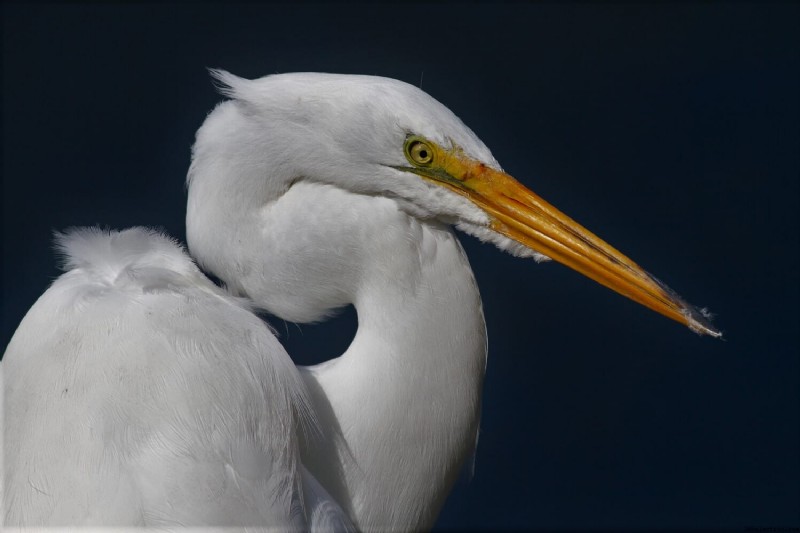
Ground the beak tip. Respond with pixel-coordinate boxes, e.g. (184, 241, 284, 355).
(683, 306, 723, 339)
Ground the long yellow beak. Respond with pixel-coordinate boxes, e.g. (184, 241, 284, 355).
(405, 141, 721, 337)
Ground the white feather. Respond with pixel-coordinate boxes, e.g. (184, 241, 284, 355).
(3, 228, 326, 528)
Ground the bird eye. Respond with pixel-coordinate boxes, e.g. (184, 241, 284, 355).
(405, 138, 435, 166)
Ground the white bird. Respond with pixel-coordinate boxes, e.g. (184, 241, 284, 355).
(2, 71, 721, 531)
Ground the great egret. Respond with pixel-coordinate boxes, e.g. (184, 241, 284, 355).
(2, 71, 720, 530)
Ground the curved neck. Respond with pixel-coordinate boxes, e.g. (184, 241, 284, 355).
(300, 221, 487, 532)
(189, 158, 488, 530)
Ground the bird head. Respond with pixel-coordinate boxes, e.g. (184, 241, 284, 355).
(188, 70, 720, 337)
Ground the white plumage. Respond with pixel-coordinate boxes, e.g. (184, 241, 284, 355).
(2, 71, 719, 531)
(4, 228, 333, 528)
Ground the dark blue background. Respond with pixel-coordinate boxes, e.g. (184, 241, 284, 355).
(3, 3, 798, 531)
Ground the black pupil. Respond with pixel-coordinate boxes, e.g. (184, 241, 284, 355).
(418, 150, 428, 159)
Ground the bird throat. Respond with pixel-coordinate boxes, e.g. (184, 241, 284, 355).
(298, 219, 487, 531)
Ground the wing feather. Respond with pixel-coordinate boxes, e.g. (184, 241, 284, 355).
(2, 228, 319, 528)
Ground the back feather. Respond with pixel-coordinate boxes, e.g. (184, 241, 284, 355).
(3, 227, 334, 528)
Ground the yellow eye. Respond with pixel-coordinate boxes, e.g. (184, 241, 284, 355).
(405, 138, 435, 166)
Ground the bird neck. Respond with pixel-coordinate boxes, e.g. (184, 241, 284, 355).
(299, 216, 487, 532)
(188, 164, 488, 530)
